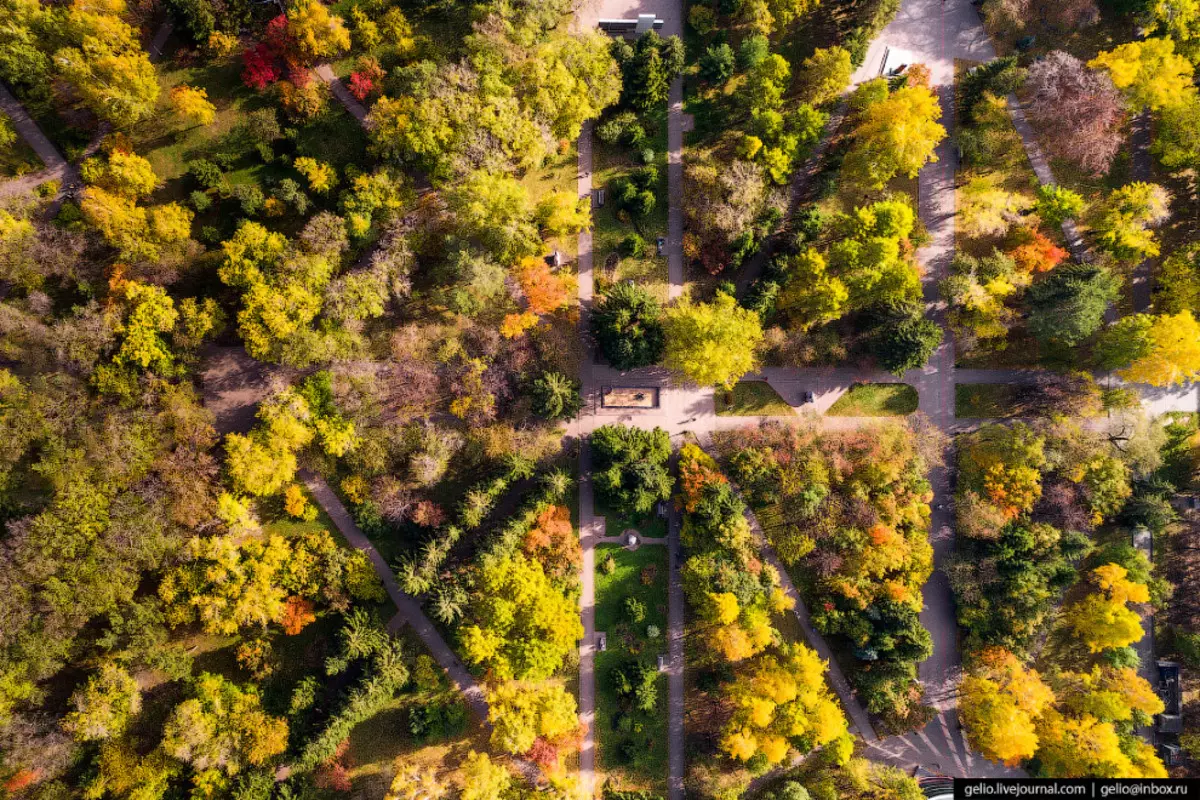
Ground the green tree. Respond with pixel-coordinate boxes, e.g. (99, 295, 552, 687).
(0, 112, 14, 151)
(742, 53, 792, 114)
(870, 312, 942, 374)
(591, 424, 673, 516)
(616, 32, 684, 111)
(1036, 184, 1086, 227)
(1026, 264, 1119, 346)
(530, 372, 584, 421)
(662, 292, 763, 389)
(699, 43, 736, 83)
(592, 282, 665, 370)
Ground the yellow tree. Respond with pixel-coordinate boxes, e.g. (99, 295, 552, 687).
(293, 157, 336, 194)
(80, 149, 157, 197)
(386, 760, 447, 800)
(1036, 708, 1165, 778)
(287, 0, 351, 63)
(1062, 563, 1150, 653)
(160, 673, 289, 779)
(1089, 38, 1196, 111)
(843, 83, 946, 189)
(55, 0, 160, 128)
(114, 280, 179, 373)
(170, 85, 216, 127)
(1120, 311, 1200, 386)
(663, 292, 763, 389)
(800, 46, 853, 105)
(459, 751, 511, 800)
(487, 682, 579, 755)
(158, 534, 292, 634)
(719, 643, 848, 765)
(959, 648, 1055, 765)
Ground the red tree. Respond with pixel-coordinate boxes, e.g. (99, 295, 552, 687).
(241, 43, 281, 90)
(313, 740, 352, 791)
(347, 72, 374, 101)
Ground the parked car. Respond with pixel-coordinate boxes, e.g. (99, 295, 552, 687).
(800, 390, 815, 405)
(656, 237, 666, 256)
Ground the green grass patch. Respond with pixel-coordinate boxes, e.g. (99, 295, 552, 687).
(715, 381, 795, 417)
(955, 383, 1019, 418)
(594, 543, 669, 791)
(827, 383, 918, 416)
(591, 108, 670, 303)
(594, 492, 667, 540)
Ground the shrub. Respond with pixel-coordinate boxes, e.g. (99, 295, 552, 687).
(699, 43, 736, 83)
(625, 597, 646, 624)
(738, 35, 770, 70)
(620, 234, 648, 258)
(597, 111, 643, 147)
(188, 160, 223, 190)
(230, 183, 265, 216)
(189, 191, 212, 212)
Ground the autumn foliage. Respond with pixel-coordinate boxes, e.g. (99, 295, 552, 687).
(521, 504, 581, 580)
(516, 257, 571, 315)
(1009, 229, 1068, 273)
(281, 596, 317, 635)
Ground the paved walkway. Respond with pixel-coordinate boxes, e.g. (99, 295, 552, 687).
(1004, 96, 1088, 262)
(315, 64, 368, 123)
(299, 470, 491, 724)
(577, 441, 600, 798)
(0, 82, 69, 199)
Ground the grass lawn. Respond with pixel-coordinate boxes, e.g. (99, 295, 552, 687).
(594, 543, 669, 792)
(594, 492, 667, 540)
(591, 108, 670, 303)
(715, 381, 795, 417)
(827, 383, 918, 416)
(955, 383, 1018, 418)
